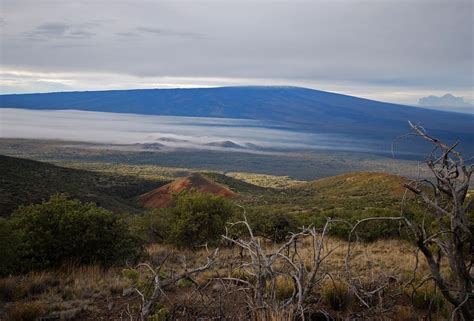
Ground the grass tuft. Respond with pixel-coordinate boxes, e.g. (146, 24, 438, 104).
(320, 279, 351, 311)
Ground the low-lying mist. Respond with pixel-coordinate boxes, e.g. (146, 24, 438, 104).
(1, 108, 387, 154)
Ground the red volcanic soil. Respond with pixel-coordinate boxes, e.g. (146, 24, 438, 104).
(138, 173, 235, 209)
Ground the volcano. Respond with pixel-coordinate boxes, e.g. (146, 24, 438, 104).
(138, 173, 235, 209)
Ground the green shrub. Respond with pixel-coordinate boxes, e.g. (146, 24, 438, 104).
(10, 194, 141, 271)
(165, 191, 235, 248)
(322, 208, 406, 241)
(149, 307, 170, 321)
(0, 218, 21, 276)
(177, 278, 194, 288)
(228, 210, 301, 242)
(130, 209, 172, 244)
(259, 212, 300, 242)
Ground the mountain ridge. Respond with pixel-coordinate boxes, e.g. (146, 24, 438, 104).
(0, 85, 465, 115)
(1, 86, 472, 154)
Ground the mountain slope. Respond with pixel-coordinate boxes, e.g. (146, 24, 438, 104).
(0, 155, 165, 216)
(1, 86, 472, 154)
(292, 172, 409, 199)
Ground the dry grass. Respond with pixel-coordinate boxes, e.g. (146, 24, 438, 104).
(320, 279, 351, 311)
(147, 238, 432, 279)
(0, 239, 451, 320)
(227, 172, 304, 189)
(0, 265, 129, 320)
(5, 301, 48, 321)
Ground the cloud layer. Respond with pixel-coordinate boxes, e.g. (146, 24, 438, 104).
(0, 108, 382, 154)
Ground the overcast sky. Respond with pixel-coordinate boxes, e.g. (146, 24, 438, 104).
(0, 0, 473, 110)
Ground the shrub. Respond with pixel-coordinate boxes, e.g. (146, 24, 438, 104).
(149, 307, 170, 321)
(130, 209, 172, 244)
(323, 208, 406, 241)
(165, 191, 235, 248)
(177, 278, 194, 288)
(321, 279, 351, 311)
(259, 212, 300, 242)
(229, 210, 301, 242)
(10, 194, 141, 271)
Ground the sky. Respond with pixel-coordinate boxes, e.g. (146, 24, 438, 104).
(0, 0, 473, 111)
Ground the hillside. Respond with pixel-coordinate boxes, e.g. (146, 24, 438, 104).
(293, 172, 409, 198)
(0, 155, 166, 216)
(232, 172, 414, 225)
(1, 87, 472, 154)
(138, 173, 235, 209)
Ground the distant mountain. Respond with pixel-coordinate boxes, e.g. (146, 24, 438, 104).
(1, 86, 473, 154)
(205, 141, 245, 149)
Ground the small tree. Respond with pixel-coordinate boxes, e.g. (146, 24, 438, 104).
(10, 194, 140, 271)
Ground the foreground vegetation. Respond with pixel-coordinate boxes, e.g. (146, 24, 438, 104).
(0, 129, 472, 320)
(0, 186, 470, 320)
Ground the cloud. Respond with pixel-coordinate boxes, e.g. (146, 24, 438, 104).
(27, 22, 97, 41)
(418, 94, 473, 108)
(31, 22, 70, 38)
(137, 27, 204, 38)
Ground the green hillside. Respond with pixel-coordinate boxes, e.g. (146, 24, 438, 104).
(293, 172, 409, 198)
(0, 155, 166, 216)
(233, 172, 416, 239)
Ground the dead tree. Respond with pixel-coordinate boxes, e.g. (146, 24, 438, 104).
(403, 121, 473, 320)
(222, 208, 341, 320)
(129, 248, 219, 320)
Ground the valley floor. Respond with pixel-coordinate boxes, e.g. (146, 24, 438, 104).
(0, 138, 432, 181)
